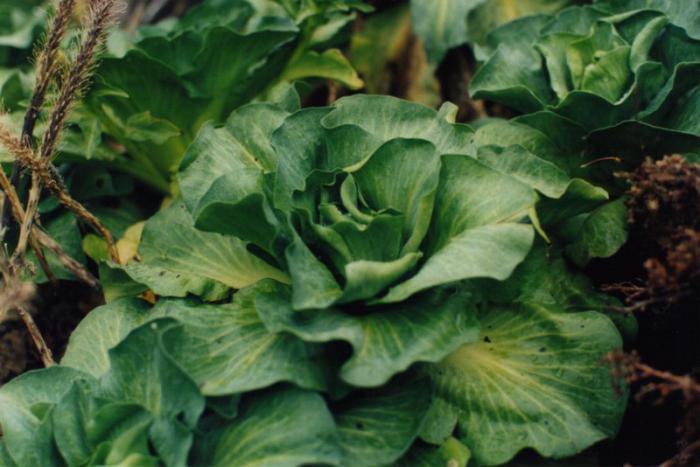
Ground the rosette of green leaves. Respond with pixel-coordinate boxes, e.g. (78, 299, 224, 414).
(172, 94, 546, 308)
(86, 0, 367, 193)
(470, 1, 700, 156)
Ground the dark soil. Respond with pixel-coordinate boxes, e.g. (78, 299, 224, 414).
(0, 280, 103, 384)
(593, 156, 700, 466)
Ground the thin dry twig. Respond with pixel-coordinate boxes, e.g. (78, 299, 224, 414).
(608, 351, 700, 403)
(16, 306, 54, 367)
(0, 138, 98, 287)
(0, 247, 52, 366)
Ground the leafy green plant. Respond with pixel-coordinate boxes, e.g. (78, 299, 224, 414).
(410, 0, 573, 63)
(0, 93, 629, 466)
(83, 0, 368, 193)
(3, 1, 673, 466)
(470, 1, 700, 156)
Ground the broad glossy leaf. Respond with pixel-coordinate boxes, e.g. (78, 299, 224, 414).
(51, 382, 159, 467)
(86, 0, 365, 191)
(120, 202, 288, 301)
(150, 281, 329, 395)
(0, 442, 15, 467)
(471, 1, 700, 150)
(472, 115, 579, 166)
(353, 138, 441, 253)
(178, 117, 281, 252)
(474, 145, 571, 199)
(426, 302, 625, 465)
(280, 48, 364, 89)
(256, 282, 480, 387)
(52, 381, 99, 466)
(0, 2, 44, 66)
(321, 95, 473, 155)
(470, 15, 555, 113)
(192, 387, 342, 467)
(560, 197, 629, 266)
(335, 380, 432, 466)
(97, 320, 205, 428)
(381, 155, 536, 303)
(476, 241, 638, 341)
(61, 298, 151, 378)
(0, 367, 90, 466)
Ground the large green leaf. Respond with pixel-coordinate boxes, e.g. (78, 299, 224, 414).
(594, 0, 700, 40)
(118, 201, 288, 301)
(381, 154, 536, 303)
(192, 387, 342, 467)
(52, 382, 156, 467)
(97, 320, 205, 428)
(61, 298, 151, 378)
(560, 197, 629, 266)
(335, 380, 432, 466)
(256, 282, 480, 387)
(476, 241, 638, 341)
(0, 1, 44, 66)
(0, 367, 90, 466)
(320, 96, 473, 155)
(426, 300, 626, 465)
(149, 282, 330, 395)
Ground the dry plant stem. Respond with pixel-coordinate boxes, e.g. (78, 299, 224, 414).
(16, 306, 55, 367)
(1, 121, 117, 265)
(15, 148, 121, 263)
(3, 0, 77, 227)
(632, 362, 700, 402)
(0, 255, 52, 367)
(0, 146, 98, 287)
(14, 0, 120, 264)
(35, 227, 99, 287)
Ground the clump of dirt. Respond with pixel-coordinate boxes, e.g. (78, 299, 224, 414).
(616, 155, 700, 311)
(627, 155, 700, 245)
